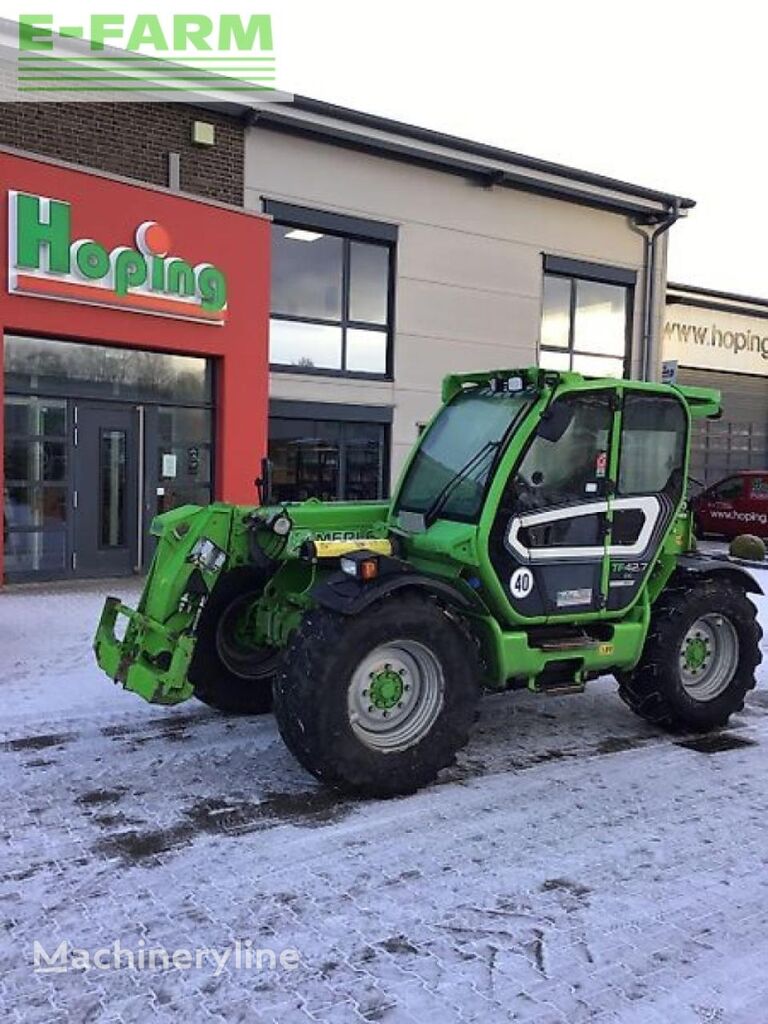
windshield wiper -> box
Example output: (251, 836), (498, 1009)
(423, 439), (501, 526)
(419, 394), (536, 527)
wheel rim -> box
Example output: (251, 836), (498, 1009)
(347, 640), (445, 752)
(215, 594), (280, 680)
(679, 613), (740, 701)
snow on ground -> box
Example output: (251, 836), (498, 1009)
(2, 560), (768, 1023)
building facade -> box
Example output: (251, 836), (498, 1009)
(0, 102), (245, 204)
(1, 97), (693, 582)
(664, 283), (768, 486)
(246, 97), (691, 501)
(0, 146), (269, 582)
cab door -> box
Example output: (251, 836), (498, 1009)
(605, 389), (688, 611)
(488, 389), (617, 620)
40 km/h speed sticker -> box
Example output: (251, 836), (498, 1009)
(510, 567), (534, 599)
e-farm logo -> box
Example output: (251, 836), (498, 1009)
(8, 191), (228, 324)
(16, 13), (275, 95)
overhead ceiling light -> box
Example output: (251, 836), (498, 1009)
(284, 229), (324, 242)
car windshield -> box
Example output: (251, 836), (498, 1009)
(394, 387), (535, 522)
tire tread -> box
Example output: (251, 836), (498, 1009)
(273, 592), (482, 796)
(617, 579), (762, 732)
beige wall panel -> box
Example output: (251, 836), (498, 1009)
(394, 333), (534, 394)
(246, 131), (644, 268)
(396, 223), (542, 297)
(390, 388), (446, 446)
(268, 372), (395, 409)
(395, 277), (541, 348)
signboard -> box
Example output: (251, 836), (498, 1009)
(664, 304), (768, 376)
(8, 191), (228, 324)
(0, 146), (271, 546)
(661, 359), (678, 385)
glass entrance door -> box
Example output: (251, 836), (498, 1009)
(73, 404), (139, 577)
(4, 337), (214, 582)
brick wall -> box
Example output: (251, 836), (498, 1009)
(0, 103), (245, 205)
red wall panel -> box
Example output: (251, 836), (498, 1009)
(0, 149), (270, 581)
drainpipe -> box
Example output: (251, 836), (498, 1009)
(632, 199), (681, 381)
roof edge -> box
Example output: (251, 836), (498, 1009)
(251, 110), (672, 218)
(668, 281), (768, 312)
(284, 93), (695, 211)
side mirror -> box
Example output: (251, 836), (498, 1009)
(537, 402), (574, 443)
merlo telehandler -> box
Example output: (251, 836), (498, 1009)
(95, 368), (762, 796)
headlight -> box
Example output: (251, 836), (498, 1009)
(266, 511), (293, 536)
(188, 537), (227, 573)
(340, 550), (380, 581)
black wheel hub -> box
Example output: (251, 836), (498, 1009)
(215, 593), (280, 680)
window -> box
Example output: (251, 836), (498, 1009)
(99, 429), (128, 548)
(611, 508), (645, 546)
(750, 476), (768, 500)
(269, 214), (393, 376)
(269, 417), (388, 502)
(540, 260), (632, 379)
(516, 392), (614, 509)
(618, 393), (687, 501)
(156, 407), (213, 514)
(3, 396), (68, 574)
(394, 388), (535, 523)
(519, 512), (606, 549)
(4, 335), (212, 404)
(709, 477), (743, 501)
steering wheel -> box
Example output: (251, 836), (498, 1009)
(510, 472), (544, 511)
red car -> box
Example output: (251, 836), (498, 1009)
(691, 471), (768, 538)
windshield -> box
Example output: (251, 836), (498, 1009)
(394, 387), (535, 522)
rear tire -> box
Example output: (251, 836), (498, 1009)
(617, 579), (761, 732)
(273, 594), (483, 797)
(189, 568), (280, 715)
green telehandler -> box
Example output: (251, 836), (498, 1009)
(95, 367), (763, 796)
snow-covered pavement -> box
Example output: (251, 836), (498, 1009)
(2, 576), (768, 1023)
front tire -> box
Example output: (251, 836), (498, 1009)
(189, 568), (280, 715)
(617, 579), (762, 732)
(273, 594), (483, 797)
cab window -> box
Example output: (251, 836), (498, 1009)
(749, 476), (768, 500)
(618, 392), (686, 502)
(395, 387), (534, 522)
(513, 391), (613, 510)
